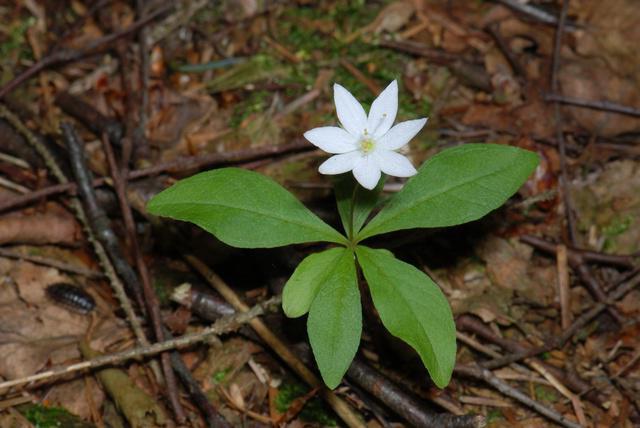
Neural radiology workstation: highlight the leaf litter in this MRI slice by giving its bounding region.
[0,0,639,426]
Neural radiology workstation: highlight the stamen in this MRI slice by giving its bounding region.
[370,113,388,135]
[359,138,375,154]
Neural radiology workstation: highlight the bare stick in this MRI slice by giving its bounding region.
[520,235,635,269]
[545,93,640,118]
[61,123,162,382]
[0,298,279,393]
[556,244,572,329]
[455,365,582,428]
[184,254,366,428]
[0,247,102,278]
[348,359,485,428]
[101,134,185,422]
[496,0,577,29]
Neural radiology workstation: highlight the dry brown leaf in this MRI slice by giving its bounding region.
[366,0,415,34]
[552,0,640,136]
[0,211,81,246]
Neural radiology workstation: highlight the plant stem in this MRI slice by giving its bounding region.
[348,184,358,241]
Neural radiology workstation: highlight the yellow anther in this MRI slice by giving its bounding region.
[359,138,375,154]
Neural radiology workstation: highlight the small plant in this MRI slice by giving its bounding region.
[147,80,538,389]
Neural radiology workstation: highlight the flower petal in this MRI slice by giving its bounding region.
[334,83,367,136]
[368,80,398,137]
[376,150,417,177]
[319,151,361,175]
[304,126,358,154]
[377,118,428,151]
[352,156,382,190]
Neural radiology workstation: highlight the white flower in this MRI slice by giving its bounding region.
[304,80,427,190]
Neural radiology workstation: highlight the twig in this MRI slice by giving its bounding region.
[551,0,577,244]
[525,359,587,426]
[456,315,601,405]
[0,176,30,194]
[0,152,30,169]
[135,0,151,162]
[520,235,635,269]
[184,254,366,428]
[495,0,577,29]
[481,269,640,370]
[455,365,582,428]
[0,297,279,393]
[0,247,102,278]
[521,235,625,322]
[0,6,170,99]
[63,123,146,310]
[378,39,460,63]
[348,359,485,428]
[379,39,492,92]
[61,122,161,381]
[101,133,185,422]
[545,93,640,118]
[486,23,526,77]
[556,244,572,329]
[164,326,231,428]
[340,59,381,94]
[55,92,123,146]
[0,141,313,214]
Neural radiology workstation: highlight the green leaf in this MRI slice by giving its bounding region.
[307,249,360,389]
[356,245,456,388]
[358,144,539,240]
[283,247,348,318]
[334,174,385,239]
[147,168,346,248]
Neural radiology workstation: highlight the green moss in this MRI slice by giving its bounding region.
[271,2,425,117]
[21,404,94,428]
[230,89,272,128]
[0,16,35,60]
[486,408,504,423]
[0,15,36,86]
[603,215,633,251]
[212,368,231,383]
[275,382,336,425]
[534,385,559,402]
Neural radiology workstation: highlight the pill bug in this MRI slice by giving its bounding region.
[45,283,96,315]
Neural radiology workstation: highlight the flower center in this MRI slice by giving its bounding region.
[359,137,376,154]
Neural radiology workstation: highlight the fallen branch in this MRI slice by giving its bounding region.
[455,364,581,428]
[545,93,640,118]
[0,297,279,393]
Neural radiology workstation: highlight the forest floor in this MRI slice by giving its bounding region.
[0,0,639,427]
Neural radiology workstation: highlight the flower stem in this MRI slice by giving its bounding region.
[348,184,358,241]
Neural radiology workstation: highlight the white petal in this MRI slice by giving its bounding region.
[368,80,398,137]
[376,150,417,177]
[377,118,428,151]
[304,126,358,154]
[352,156,382,190]
[318,151,361,175]
[334,83,367,136]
